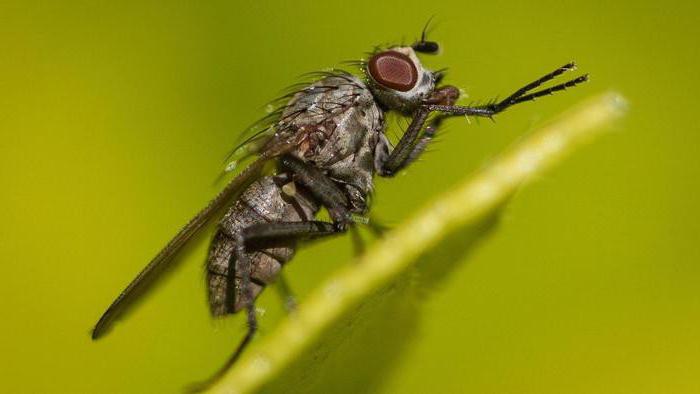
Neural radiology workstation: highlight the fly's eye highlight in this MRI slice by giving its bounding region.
[368,51,418,92]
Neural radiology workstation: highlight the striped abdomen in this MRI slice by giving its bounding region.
[206,175,318,316]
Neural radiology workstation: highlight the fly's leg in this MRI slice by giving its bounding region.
[232,230,257,365]
[490,62,585,111]
[276,273,297,312]
[194,220,343,391]
[426,73,588,116]
[379,63,588,176]
[205,155,356,385]
[378,108,453,176]
[188,231,257,393]
[280,155,394,250]
[280,155,353,229]
[349,226,365,256]
[400,115,448,171]
[198,156,364,388]
[398,85,461,170]
[367,220,389,237]
[378,107,431,176]
[349,220,391,257]
[426,63,588,118]
[244,220,339,239]
[379,84,460,176]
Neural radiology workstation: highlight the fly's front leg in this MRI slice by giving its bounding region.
[379,63,588,176]
[427,63,588,117]
[402,85,461,168]
[378,86,459,176]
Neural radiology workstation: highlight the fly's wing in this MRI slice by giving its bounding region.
[220,81,309,173]
[221,115,278,173]
[221,70,360,172]
[92,142,294,339]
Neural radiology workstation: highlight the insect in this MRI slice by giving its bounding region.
[92,23,587,387]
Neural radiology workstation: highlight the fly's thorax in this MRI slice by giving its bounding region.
[365,46,435,113]
[275,74,386,213]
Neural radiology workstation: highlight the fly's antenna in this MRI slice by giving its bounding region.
[412,16,440,54]
[421,15,435,43]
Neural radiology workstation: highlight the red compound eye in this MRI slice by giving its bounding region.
[368,51,418,92]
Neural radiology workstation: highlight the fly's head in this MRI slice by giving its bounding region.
[365,45,437,113]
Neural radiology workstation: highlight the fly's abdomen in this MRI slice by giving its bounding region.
[206,175,317,316]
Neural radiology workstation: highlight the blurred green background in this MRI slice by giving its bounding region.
[1,1,698,393]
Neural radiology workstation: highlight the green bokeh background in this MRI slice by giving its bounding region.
[1,1,698,393]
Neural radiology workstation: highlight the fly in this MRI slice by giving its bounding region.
[92,22,588,388]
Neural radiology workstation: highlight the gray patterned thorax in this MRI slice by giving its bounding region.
[273,74,385,213]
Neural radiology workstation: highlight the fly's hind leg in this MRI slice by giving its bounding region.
[226,221,340,365]
[189,231,258,393]
[235,220,339,337]
[228,230,258,371]
[193,220,343,391]
[195,156,356,390]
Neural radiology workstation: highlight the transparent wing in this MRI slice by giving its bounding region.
[222,112,280,172]
[221,69,360,173]
[220,81,310,173]
[92,142,293,339]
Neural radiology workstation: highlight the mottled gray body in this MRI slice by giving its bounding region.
[206,74,385,316]
[92,39,587,387]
